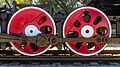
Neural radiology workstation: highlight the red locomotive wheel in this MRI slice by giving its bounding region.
[63,7,111,56]
[7,7,56,56]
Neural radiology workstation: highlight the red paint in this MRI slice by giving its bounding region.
[8,7,55,55]
[64,7,111,55]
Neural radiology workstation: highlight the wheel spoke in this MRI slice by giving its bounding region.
[63,7,111,56]
[7,7,56,56]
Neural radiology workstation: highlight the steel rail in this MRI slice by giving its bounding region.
[0,50,119,61]
[0,55,120,61]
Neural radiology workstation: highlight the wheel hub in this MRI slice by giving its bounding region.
[81,25,94,38]
[25,25,41,36]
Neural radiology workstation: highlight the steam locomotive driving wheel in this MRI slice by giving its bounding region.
[63,7,111,56]
[7,7,56,56]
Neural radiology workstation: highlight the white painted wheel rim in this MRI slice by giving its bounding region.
[7,7,56,56]
[63,7,111,56]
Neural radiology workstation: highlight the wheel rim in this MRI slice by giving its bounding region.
[63,7,111,56]
[7,7,56,56]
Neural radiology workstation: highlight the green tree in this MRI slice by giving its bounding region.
[15,0,32,4]
[15,0,90,14]
[34,0,61,14]
[0,0,4,7]
[34,0,79,14]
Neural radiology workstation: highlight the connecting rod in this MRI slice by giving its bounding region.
[0,33,119,47]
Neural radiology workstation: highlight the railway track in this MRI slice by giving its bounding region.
[0,50,119,61]
[0,55,120,61]
[0,47,119,66]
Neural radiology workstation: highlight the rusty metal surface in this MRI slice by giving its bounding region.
[0,55,120,61]
[1,33,120,46]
